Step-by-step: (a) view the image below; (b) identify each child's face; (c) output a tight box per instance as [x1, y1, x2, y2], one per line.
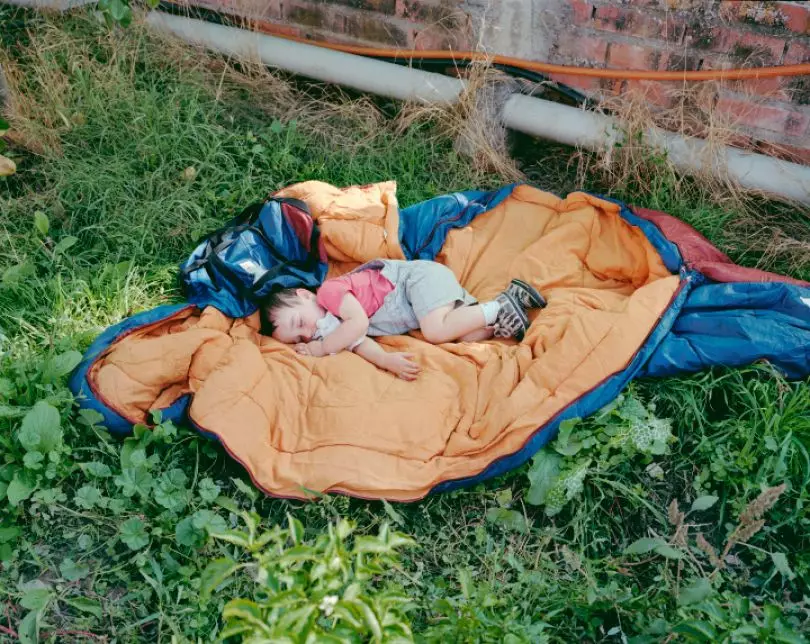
[271, 290, 327, 344]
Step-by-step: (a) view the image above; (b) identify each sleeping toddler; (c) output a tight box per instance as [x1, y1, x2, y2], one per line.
[261, 259, 545, 380]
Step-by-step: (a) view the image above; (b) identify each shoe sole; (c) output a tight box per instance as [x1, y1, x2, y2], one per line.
[510, 278, 546, 309]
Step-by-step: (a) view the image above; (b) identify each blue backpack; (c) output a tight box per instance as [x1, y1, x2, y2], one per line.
[180, 197, 328, 318]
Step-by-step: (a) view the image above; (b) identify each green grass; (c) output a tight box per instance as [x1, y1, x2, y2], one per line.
[1, 8, 809, 643]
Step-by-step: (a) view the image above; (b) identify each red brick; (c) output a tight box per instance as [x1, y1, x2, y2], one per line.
[569, 0, 595, 26]
[756, 140, 810, 165]
[716, 95, 809, 134]
[720, 0, 789, 28]
[555, 34, 609, 65]
[788, 77, 810, 105]
[607, 42, 664, 70]
[599, 77, 624, 95]
[284, 2, 326, 28]
[662, 13, 687, 43]
[713, 29, 786, 64]
[784, 40, 810, 64]
[624, 79, 677, 107]
[284, 1, 409, 46]
[775, 2, 810, 33]
[344, 12, 410, 45]
[660, 51, 702, 71]
[548, 72, 603, 95]
[726, 132, 757, 150]
[395, 0, 467, 25]
[733, 77, 789, 100]
[696, 54, 789, 99]
[700, 54, 736, 71]
[592, 5, 668, 39]
[411, 22, 471, 50]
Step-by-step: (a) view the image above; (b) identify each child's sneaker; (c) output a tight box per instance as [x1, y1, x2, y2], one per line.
[506, 278, 546, 309]
[494, 292, 529, 341]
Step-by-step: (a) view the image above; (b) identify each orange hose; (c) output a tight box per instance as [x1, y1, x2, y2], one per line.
[167, 3, 810, 82]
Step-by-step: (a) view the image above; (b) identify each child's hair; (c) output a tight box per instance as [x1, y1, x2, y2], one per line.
[260, 288, 305, 336]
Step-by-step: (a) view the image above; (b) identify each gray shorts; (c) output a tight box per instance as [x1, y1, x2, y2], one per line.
[356, 259, 477, 336]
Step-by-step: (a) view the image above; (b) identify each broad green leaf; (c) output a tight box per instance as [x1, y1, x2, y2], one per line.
[0, 526, 21, 542]
[654, 544, 685, 560]
[53, 236, 79, 256]
[485, 508, 529, 534]
[526, 450, 562, 506]
[200, 557, 239, 599]
[771, 552, 796, 580]
[60, 558, 91, 582]
[678, 577, 713, 606]
[673, 620, 718, 642]
[63, 596, 102, 618]
[690, 495, 719, 513]
[222, 598, 264, 623]
[153, 468, 188, 513]
[623, 537, 665, 555]
[23, 452, 44, 470]
[381, 499, 404, 526]
[18, 610, 38, 644]
[33, 211, 49, 236]
[208, 529, 251, 548]
[114, 466, 153, 498]
[75, 485, 102, 510]
[78, 409, 105, 427]
[48, 351, 82, 377]
[287, 514, 304, 544]
[192, 509, 228, 534]
[495, 488, 512, 507]
[0, 117, 8, 135]
[197, 477, 220, 503]
[20, 588, 51, 611]
[18, 401, 62, 454]
[2, 261, 34, 286]
[231, 477, 258, 501]
[119, 517, 149, 550]
[81, 462, 112, 478]
[349, 598, 382, 641]
[7, 472, 35, 506]
[175, 516, 205, 548]
[109, 0, 126, 21]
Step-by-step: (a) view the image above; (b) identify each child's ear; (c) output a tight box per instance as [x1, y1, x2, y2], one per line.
[295, 288, 314, 300]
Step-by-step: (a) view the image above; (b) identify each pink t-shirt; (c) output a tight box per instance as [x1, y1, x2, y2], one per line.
[316, 269, 394, 318]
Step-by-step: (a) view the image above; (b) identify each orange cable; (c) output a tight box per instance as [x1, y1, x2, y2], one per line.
[166, 3, 810, 82]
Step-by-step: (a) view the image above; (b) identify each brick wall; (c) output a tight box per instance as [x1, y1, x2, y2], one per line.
[548, 0, 810, 163]
[188, 0, 810, 164]
[189, 0, 476, 50]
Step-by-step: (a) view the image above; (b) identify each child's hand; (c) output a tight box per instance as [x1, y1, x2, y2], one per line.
[382, 352, 420, 381]
[295, 341, 325, 357]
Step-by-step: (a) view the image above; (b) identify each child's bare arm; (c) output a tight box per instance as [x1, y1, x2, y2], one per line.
[306, 294, 369, 356]
[353, 338, 420, 381]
